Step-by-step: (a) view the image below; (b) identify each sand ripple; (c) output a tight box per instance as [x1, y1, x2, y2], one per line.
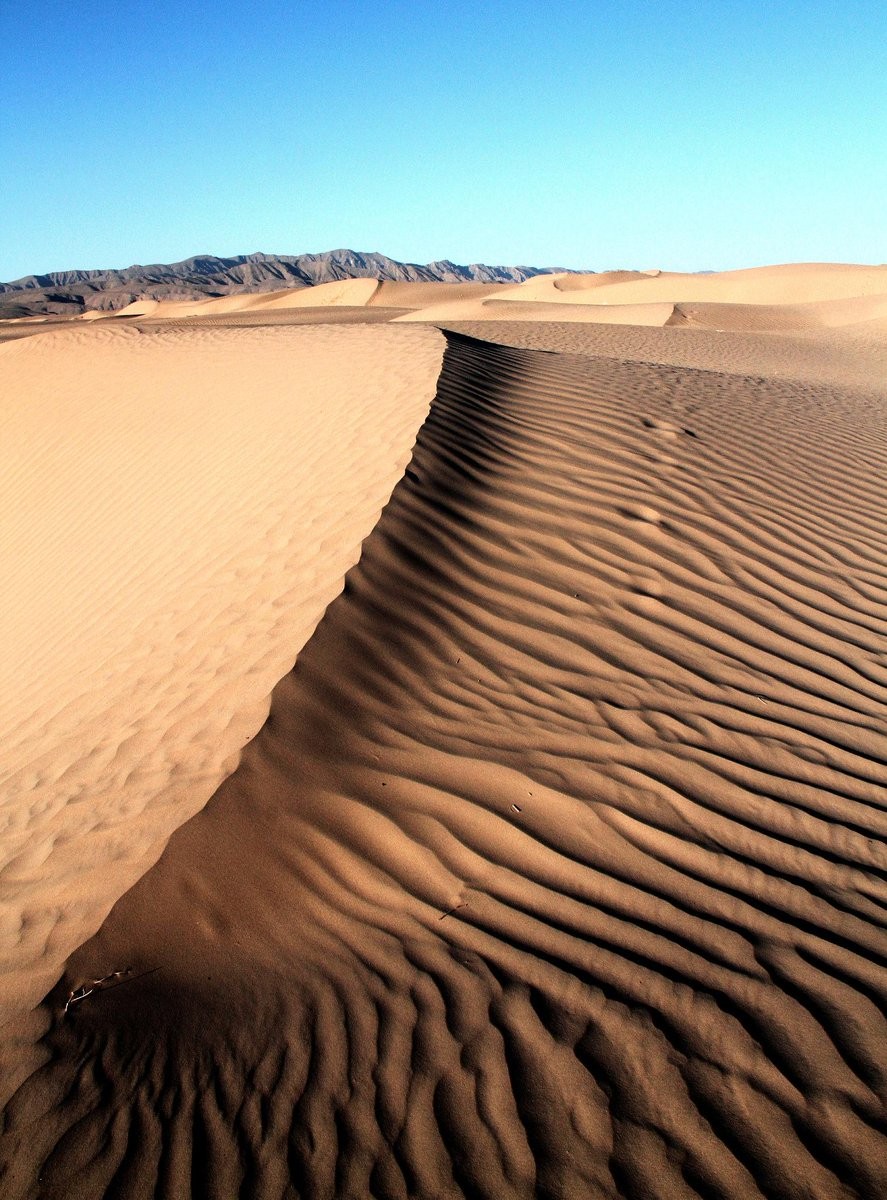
[2, 333, 885, 1198]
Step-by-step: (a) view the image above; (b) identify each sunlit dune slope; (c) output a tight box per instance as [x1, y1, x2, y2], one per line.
[511, 262, 887, 306]
[3, 332, 885, 1199]
[111, 279, 382, 320]
[0, 321, 443, 1029]
[369, 280, 511, 306]
[406, 264, 887, 330]
[395, 298, 678, 325]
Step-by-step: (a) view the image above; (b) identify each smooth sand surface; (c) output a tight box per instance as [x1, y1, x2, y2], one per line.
[395, 298, 679, 325]
[369, 280, 511, 307]
[515, 262, 887, 305]
[107, 280, 506, 323]
[0, 265, 885, 1199]
[392, 265, 887, 330]
[0, 322, 443, 1031]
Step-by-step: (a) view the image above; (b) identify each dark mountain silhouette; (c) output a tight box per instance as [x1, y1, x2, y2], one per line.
[0, 250, 577, 317]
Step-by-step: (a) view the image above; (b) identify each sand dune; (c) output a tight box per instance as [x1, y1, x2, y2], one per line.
[552, 270, 657, 291]
[666, 293, 887, 333]
[262, 277, 382, 308]
[508, 263, 887, 307]
[84, 281, 512, 326]
[395, 298, 678, 325]
[46, 263, 887, 338]
[0, 322, 443, 1038]
[105, 281, 384, 322]
[1, 318, 884, 1197]
[109, 280, 506, 323]
[369, 280, 512, 307]
[443, 317, 887, 395]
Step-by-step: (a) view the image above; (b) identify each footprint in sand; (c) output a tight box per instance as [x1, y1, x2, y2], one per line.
[629, 573, 665, 598]
[642, 415, 681, 438]
[642, 416, 698, 439]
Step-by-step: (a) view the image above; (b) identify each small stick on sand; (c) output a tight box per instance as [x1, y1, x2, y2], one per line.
[64, 968, 132, 1015]
[439, 902, 467, 921]
[62, 966, 163, 1017]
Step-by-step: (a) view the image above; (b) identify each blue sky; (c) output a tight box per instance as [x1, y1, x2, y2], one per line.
[1, 1, 885, 279]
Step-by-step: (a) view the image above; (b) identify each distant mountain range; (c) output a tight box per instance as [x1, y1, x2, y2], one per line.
[0, 250, 576, 318]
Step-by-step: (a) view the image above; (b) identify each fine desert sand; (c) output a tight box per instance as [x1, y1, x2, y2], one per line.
[0, 263, 885, 1199]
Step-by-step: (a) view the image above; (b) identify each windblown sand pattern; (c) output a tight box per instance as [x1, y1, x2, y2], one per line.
[2, 331, 885, 1198]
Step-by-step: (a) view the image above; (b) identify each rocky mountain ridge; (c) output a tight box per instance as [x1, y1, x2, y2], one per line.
[0, 250, 576, 317]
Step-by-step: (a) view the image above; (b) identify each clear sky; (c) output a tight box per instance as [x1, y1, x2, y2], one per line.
[2, 1, 885, 279]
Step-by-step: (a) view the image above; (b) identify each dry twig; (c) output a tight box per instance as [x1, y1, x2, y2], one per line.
[63, 968, 132, 1016]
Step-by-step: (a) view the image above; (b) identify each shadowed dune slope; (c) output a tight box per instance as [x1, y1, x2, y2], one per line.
[2, 334, 886, 1199]
[443, 320, 887, 394]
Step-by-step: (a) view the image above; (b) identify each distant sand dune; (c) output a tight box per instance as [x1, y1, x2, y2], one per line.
[667, 293, 887, 333]
[265, 277, 382, 308]
[30, 263, 884, 339]
[510, 263, 887, 307]
[552, 270, 653, 291]
[369, 280, 510, 307]
[2, 332, 884, 1198]
[395, 298, 677, 325]
[443, 317, 887, 394]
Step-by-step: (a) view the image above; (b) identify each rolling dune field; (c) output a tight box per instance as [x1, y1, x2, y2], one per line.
[0, 265, 885, 1198]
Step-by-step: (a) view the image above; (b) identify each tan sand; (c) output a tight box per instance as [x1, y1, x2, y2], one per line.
[107, 281, 382, 322]
[369, 280, 511, 307]
[0, 265, 885, 1198]
[0, 321, 443, 1033]
[106, 280, 506, 323]
[261, 277, 382, 307]
[64, 262, 887, 333]
[509, 262, 887, 306]
[395, 297, 678, 325]
[442, 317, 887, 394]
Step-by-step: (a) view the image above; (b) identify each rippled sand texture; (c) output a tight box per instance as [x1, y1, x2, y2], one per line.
[3, 332, 885, 1198]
